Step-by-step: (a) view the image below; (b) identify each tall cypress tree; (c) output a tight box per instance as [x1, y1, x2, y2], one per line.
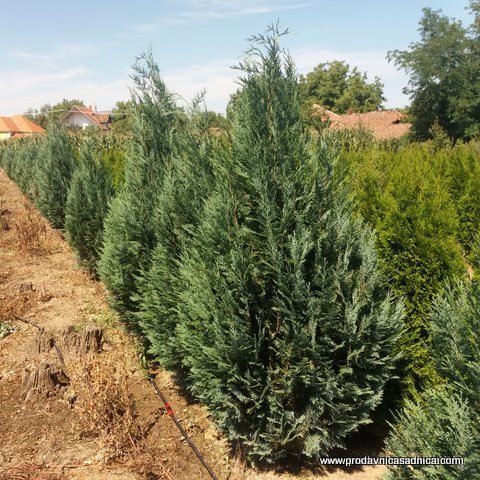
[171, 26, 403, 462]
[137, 107, 218, 366]
[65, 142, 115, 275]
[36, 128, 76, 229]
[98, 51, 180, 326]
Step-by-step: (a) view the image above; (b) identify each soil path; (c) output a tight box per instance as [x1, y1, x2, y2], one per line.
[0, 169, 387, 480]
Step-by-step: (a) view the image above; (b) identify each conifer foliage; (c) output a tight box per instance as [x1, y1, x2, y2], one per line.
[98, 51, 181, 324]
[147, 26, 404, 462]
[36, 128, 76, 229]
[137, 108, 216, 366]
[386, 389, 479, 479]
[386, 277, 480, 478]
[65, 143, 115, 274]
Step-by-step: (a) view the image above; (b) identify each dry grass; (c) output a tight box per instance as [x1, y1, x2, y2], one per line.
[12, 203, 49, 255]
[70, 355, 144, 463]
[0, 464, 66, 480]
[226, 454, 249, 480]
[0, 285, 33, 322]
[125, 451, 176, 480]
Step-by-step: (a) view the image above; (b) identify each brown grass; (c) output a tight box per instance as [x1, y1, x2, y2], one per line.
[12, 203, 49, 255]
[125, 451, 176, 480]
[0, 285, 33, 322]
[0, 464, 66, 480]
[70, 355, 144, 463]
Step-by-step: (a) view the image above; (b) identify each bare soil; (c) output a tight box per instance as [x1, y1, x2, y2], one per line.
[0, 169, 387, 480]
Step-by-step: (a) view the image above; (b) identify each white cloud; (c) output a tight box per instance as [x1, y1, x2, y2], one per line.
[9, 44, 101, 69]
[160, 48, 411, 113]
[163, 59, 239, 112]
[130, 1, 312, 32]
[0, 67, 131, 115]
[0, 46, 411, 117]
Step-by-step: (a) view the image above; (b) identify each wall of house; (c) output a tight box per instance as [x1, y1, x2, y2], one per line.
[64, 112, 97, 129]
[0, 132, 11, 140]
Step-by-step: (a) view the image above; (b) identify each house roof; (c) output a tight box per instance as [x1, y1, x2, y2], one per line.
[62, 106, 111, 130]
[312, 106, 411, 139]
[0, 115, 46, 135]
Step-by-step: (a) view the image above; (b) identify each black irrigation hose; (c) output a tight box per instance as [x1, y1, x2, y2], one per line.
[14, 315, 219, 479]
[148, 376, 220, 480]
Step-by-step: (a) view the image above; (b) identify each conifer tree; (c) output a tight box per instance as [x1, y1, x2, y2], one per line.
[65, 142, 115, 274]
[386, 389, 479, 479]
[10, 139, 40, 199]
[386, 277, 480, 479]
[98, 51, 180, 325]
[343, 145, 464, 396]
[36, 129, 76, 229]
[137, 108, 217, 366]
[430, 278, 480, 415]
[170, 26, 403, 462]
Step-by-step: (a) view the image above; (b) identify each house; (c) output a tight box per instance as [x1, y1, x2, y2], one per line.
[312, 105, 411, 140]
[62, 105, 112, 131]
[0, 115, 46, 140]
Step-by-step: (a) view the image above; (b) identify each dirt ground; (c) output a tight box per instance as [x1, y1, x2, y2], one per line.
[0, 168, 388, 480]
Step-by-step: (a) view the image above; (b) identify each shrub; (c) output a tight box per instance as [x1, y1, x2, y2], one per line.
[98, 51, 181, 325]
[387, 276, 480, 479]
[65, 143, 115, 274]
[430, 279, 480, 414]
[386, 388, 479, 479]
[36, 129, 76, 229]
[343, 145, 465, 396]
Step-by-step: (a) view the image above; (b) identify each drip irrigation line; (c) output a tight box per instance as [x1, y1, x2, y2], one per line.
[13, 315, 218, 478]
[148, 375, 220, 480]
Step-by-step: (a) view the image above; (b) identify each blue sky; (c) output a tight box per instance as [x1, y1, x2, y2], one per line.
[0, 0, 474, 115]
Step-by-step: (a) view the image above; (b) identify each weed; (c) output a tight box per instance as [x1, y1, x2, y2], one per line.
[91, 308, 118, 327]
[0, 320, 17, 338]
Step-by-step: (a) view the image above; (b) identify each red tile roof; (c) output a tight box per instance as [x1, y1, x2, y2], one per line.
[62, 106, 111, 130]
[0, 115, 46, 135]
[312, 106, 411, 139]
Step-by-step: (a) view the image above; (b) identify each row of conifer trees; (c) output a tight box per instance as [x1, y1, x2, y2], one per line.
[1, 27, 478, 476]
[96, 35, 404, 462]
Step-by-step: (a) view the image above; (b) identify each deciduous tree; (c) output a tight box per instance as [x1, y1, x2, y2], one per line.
[388, 3, 480, 141]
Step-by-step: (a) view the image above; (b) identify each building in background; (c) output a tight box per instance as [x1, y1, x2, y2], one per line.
[62, 105, 112, 131]
[312, 106, 411, 140]
[0, 115, 46, 140]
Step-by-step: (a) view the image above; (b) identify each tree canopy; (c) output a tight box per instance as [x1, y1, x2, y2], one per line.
[388, 2, 480, 141]
[299, 60, 385, 115]
[26, 98, 85, 129]
[111, 100, 135, 134]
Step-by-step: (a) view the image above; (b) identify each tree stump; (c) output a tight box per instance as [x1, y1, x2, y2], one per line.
[61, 325, 103, 354]
[18, 282, 33, 293]
[61, 325, 81, 353]
[21, 362, 69, 402]
[81, 325, 103, 353]
[31, 329, 54, 355]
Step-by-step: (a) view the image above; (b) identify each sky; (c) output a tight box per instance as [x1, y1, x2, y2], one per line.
[0, 0, 474, 115]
